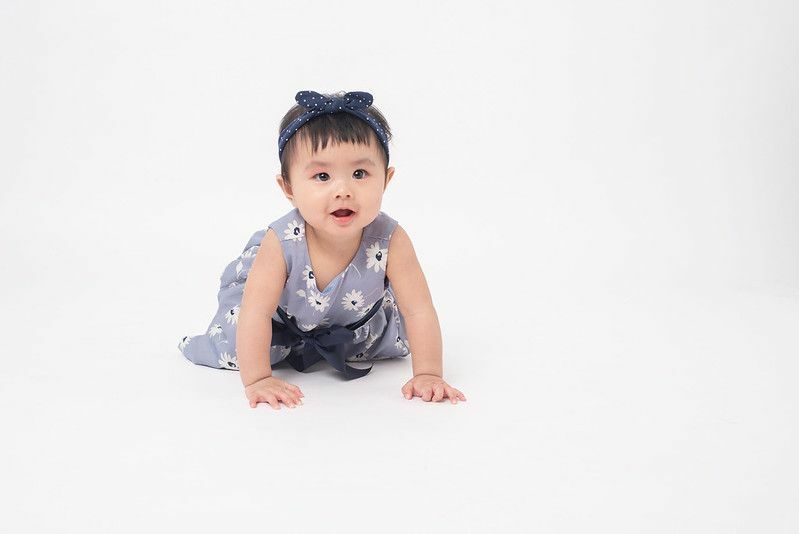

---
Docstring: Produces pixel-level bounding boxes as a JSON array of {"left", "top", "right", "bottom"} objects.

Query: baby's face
[{"left": 277, "top": 138, "right": 394, "bottom": 238}]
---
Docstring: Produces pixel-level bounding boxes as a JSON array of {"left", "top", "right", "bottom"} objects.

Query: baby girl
[{"left": 179, "top": 90, "right": 466, "bottom": 409}]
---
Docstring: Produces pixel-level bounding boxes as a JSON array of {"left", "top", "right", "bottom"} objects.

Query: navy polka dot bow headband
[{"left": 278, "top": 90, "right": 390, "bottom": 164}]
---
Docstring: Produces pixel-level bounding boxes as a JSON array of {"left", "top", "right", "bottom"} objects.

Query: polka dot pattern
[{"left": 278, "top": 90, "right": 390, "bottom": 163}]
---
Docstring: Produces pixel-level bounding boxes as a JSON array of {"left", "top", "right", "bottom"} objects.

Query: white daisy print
[
  {"left": 353, "top": 324, "right": 369, "bottom": 341},
  {"left": 306, "top": 289, "right": 331, "bottom": 313},
  {"left": 365, "top": 241, "right": 387, "bottom": 272},
  {"left": 225, "top": 305, "right": 240, "bottom": 325},
  {"left": 283, "top": 220, "right": 305, "bottom": 242},
  {"left": 342, "top": 289, "right": 365, "bottom": 311},
  {"left": 207, "top": 324, "right": 223, "bottom": 336},
  {"left": 365, "top": 331, "right": 379, "bottom": 350},
  {"left": 319, "top": 317, "right": 331, "bottom": 328},
  {"left": 302, "top": 265, "right": 316, "bottom": 289},
  {"left": 219, "top": 352, "right": 238, "bottom": 369},
  {"left": 178, "top": 335, "right": 192, "bottom": 351},
  {"left": 394, "top": 335, "right": 407, "bottom": 352},
  {"left": 241, "top": 245, "right": 258, "bottom": 258},
  {"left": 300, "top": 323, "right": 318, "bottom": 331},
  {"left": 235, "top": 260, "right": 244, "bottom": 277},
  {"left": 271, "top": 345, "right": 291, "bottom": 357}
]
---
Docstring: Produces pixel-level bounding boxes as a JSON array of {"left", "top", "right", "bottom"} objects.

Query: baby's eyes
[{"left": 313, "top": 169, "right": 369, "bottom": 182}]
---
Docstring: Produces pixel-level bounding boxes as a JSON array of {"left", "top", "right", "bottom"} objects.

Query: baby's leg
[{"left": 179, "top": 283, "right": 243, "bottom": 369}]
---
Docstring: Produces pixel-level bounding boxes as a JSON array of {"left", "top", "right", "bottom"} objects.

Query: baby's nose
[{"left": 335, "top": 186, "right": 352, "bottom": 198}]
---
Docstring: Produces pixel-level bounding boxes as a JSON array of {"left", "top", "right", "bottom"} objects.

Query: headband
[{"left": 278, "top": 90, "right": 390, "bottom": 164}]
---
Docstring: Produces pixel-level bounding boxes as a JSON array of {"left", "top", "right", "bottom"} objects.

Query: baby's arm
[
  {"left": 386, "top": 225, "right": 442, "bottom": 376},
  {"left": 387, "top": 225, "right": 466, "bottom": 403},
  {"left": 237, "top": 228, "right": 303, "bottom": 409}
]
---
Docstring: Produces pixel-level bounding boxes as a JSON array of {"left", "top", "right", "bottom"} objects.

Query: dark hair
[{"left": 278, "top": 91, "right": 393, "bottom": 184}]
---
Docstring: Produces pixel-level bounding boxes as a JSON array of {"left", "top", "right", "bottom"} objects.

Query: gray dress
[{"left": 178, "top": 207, "right": 411, "bottom": 373}]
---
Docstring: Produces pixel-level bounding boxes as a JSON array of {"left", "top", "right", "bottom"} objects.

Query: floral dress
[{"left": 178, "top": 207, "right": 411, "bottom": 374}]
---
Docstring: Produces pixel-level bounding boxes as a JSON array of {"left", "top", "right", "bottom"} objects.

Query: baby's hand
[
  {"left": 401, "top": 374, "right": 466, "bottom": 404},
  {"left": 244, "top": 376, "right": 304, "bottom": 409}
]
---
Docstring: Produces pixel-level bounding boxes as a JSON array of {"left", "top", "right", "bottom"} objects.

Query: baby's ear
[
  {"left": 276, "top": 173, "right": 295, "bottom": 203},
  {"left": 384, "top": 167, "right": 395, "bottom": 190}
]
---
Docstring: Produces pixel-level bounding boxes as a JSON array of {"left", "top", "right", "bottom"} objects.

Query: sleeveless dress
[{"left": 178, "top": 207, "right": 411, "bottom": 378}]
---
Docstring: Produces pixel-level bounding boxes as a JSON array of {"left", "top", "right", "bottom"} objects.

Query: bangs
[{"left": 284, "top": 114, "right": 385, "bottom": 166}]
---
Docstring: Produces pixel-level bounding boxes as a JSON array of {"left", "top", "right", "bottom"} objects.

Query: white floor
[
  {"left": 2, "top": 2, "right": 797, "bottom": 529},
  {"left": 3, "top": 278, "right": 797, "bottom": 533}
]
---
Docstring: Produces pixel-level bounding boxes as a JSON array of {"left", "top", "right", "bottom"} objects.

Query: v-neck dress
[{"left": 178, "top": 207, "right": 411, "bottom": 371}]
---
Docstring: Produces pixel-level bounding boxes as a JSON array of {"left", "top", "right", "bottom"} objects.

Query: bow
[
  {"left": 295, "top": 90, "right": 374, "bottom": 113},
  {"left": 271, "top": 296, "right": 384, "bottom": 379}
]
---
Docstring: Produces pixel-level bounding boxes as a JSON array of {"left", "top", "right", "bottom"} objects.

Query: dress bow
[{"left": 270, "top": 296, "right": 384, "bottom": 379}]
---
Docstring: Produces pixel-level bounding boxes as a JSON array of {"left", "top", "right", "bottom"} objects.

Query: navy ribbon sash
[{"left": 271, "top": 296, "right": 384, "bottom": 379}]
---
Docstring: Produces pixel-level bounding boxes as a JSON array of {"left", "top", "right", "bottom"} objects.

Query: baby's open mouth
[{"left": 332, "top": 209, "right": 355, "bottom": 217}]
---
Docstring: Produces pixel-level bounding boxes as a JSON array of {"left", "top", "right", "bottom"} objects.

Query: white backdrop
[{"left": 1, "top": 1, "right": 797, "bottom": 532}]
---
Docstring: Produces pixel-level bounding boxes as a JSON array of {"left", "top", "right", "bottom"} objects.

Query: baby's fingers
[
  {"left": 421, "top": 387, "right": 434, "bottom": 402},
  {"left": 432, "top": 383, "right": 445, "bottom": 402},
  {"left": 254, "top": 393, "right": 280, "bottom": 410},
  {"left": 249, "top": 393, "right": 275, "bottom": 409},
  {"left": 444, "top": 386, "right": 459, "bottom": 404},
  {"left": 277, "top": 390, "right": 298, "bottom": 408},
  {"left": 286, "top": 388, "right": 303, "bottom": 405},
  {"left": 401, "top": 380, "right": 414, "bottom": 400},
  {"left": 267, "top": 395, "right": 281, "bottom": 409}
]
